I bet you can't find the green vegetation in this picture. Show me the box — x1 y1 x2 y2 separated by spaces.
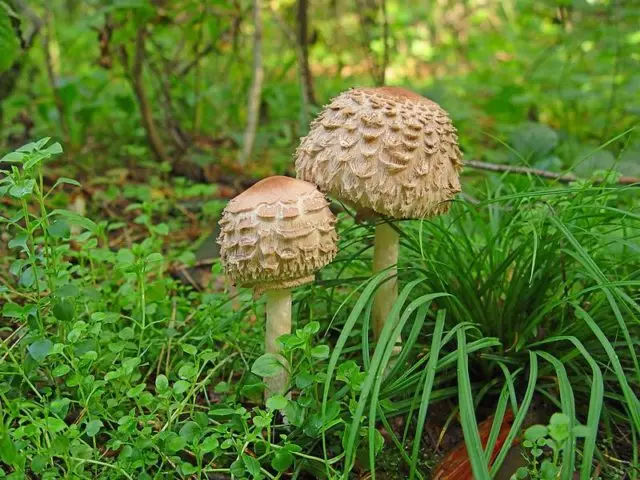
1 0 639 479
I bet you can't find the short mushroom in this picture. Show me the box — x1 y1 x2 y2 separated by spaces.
218 176 338 398
295 86 462 348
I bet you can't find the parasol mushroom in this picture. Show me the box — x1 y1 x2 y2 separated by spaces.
218 176 338 398
295 86 462 349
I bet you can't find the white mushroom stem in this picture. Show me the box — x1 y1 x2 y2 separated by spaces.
265 288 292 398
372 222 400 349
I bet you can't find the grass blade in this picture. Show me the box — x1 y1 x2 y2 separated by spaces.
409 309 447 480
456 327 491 479
490 351 538 476
537 351 576 479
574 305 640 432
530 336 603 480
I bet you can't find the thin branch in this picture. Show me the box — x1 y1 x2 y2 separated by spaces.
463 160 639 186
239 0 264 165
147 37 190 152
42 10 70 145
177 43 215 77
119 28 171 165
268 3 312 128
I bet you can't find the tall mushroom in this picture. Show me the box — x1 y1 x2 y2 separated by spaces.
218 176 338 398
295 86 462 348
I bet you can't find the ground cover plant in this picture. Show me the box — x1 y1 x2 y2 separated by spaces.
1 0 640 479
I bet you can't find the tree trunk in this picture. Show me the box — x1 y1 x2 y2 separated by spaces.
297 0 316 106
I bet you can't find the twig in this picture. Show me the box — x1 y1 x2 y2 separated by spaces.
178 44 215 77
238 0 264 165
463 159 639 186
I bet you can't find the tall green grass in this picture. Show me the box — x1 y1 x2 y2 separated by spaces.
319 178 640 478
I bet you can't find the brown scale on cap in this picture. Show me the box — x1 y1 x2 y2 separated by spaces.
295 87 463 219
218 176 338 292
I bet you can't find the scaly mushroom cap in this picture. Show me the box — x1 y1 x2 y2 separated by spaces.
295 86 463 219
218 176 338 292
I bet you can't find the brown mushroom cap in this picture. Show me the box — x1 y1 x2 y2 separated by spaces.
295 86 463 219
218 176 338 292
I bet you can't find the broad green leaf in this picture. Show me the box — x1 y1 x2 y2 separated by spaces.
85 420 103 437
28 339 53 363
251 353 285 378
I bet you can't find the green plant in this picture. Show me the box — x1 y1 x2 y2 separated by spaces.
513 413 591 480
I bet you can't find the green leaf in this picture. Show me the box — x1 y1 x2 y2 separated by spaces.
51 177 80 190
52 364 71 377
548 413 570 443
310 345 330 359
46 417 67 433
126 383 146 398
85 420 103 437
294 371 315 389
251 353 285 378
8 233 28 251
28 339 53 363
31 454 48 473
242 453 261 477
173 380 190 394
0 151 25 163
266 395 288 411
180 462 197 475
48 220 71 239
0 428 18 465
200 435 219 453
181 344 197 356
303 321 320 335
50 209 97 233
155 374 169 392
0 4 20 73
9 178 35 198
165 433 186 453
178 363 198 380
53 298 75 322
116 248 136 266
524 424 548 442
271 450 294 472
145 253 164 266
118 327 134 340
179 422 201 443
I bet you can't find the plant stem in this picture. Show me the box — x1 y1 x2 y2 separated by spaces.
372 222 399 345
138 268 147 355
264 288 291 398
21 199 44 331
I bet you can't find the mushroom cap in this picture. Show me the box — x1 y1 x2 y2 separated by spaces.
295 86 463 219
218 176 338 292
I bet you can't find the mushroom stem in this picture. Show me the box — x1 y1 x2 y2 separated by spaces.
372 222 400 347
265 288 292 398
